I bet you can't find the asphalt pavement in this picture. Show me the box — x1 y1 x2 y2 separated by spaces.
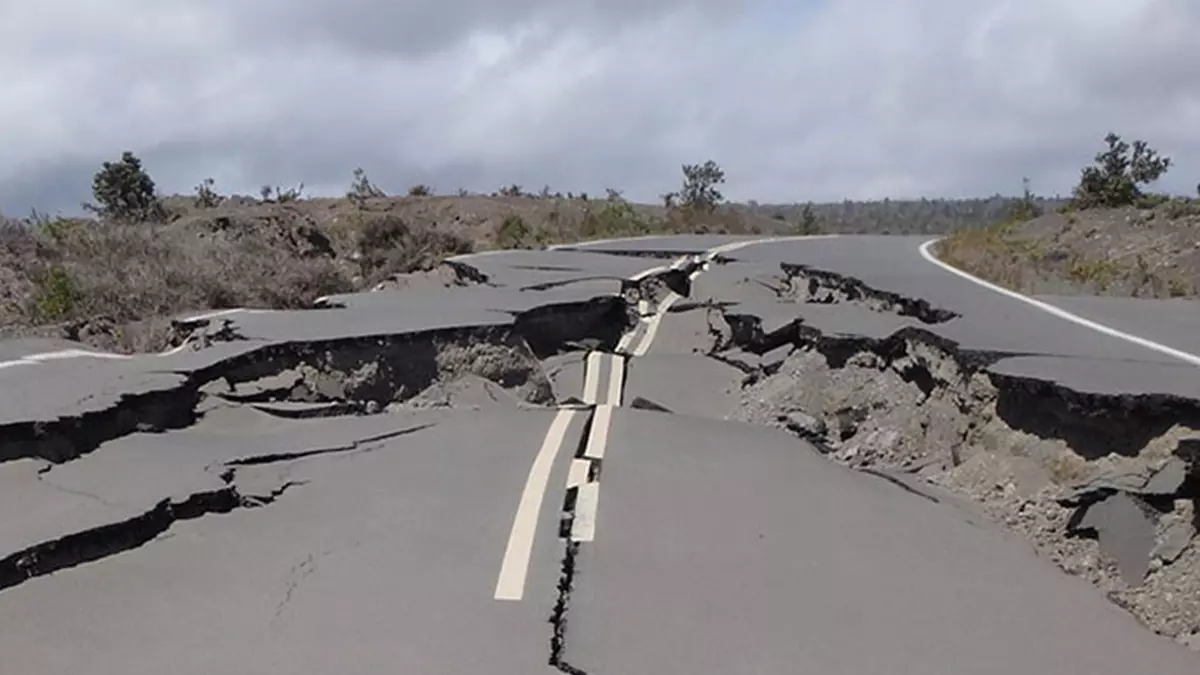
1 234 1198 673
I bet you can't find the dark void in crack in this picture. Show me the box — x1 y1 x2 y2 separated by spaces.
779 262 959 324
224 424 435 467
549 540 586 675
0 479 302 593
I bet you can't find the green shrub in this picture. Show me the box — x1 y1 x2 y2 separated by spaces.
356 214 473 283
260 183 305 203
348 168 386 201
579 192 658 239
663 159 726 213
1161 197 1200 219
1167 277 1193 297
194 177 223 208
1073 133 1171 209
35 266 81 321
85 151 165 222
797 203 821 234
496 215 535 249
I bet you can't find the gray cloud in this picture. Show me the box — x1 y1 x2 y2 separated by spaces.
215 0 749 57
1 0 1197 216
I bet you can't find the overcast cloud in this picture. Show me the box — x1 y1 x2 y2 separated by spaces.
1 0 1197 215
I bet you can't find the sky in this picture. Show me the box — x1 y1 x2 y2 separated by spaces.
1 0 1198 215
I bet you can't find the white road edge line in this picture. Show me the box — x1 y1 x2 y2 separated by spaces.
494 407 582 601
0 307 270 370
547 234 664 251
630 264 672 282
179 307 246 323
0 348 131 370
919 238 1200 368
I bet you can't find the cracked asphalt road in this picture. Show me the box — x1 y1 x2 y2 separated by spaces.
1 235 1199 674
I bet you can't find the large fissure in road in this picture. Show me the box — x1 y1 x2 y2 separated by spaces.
0 468 303 593
0 297 630 467
2 245 1199 656
699 262 1200 647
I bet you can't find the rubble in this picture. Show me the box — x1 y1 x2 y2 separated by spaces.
778 263 959 324
710 283 1200 646
4 239 1200 661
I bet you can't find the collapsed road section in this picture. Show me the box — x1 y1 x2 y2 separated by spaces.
695 236 1200 649
0 234 1199 674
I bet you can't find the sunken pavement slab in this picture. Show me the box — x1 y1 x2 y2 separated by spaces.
2 235 1200 673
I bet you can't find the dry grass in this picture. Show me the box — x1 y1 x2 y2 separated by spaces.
935 219 1046 292
0 194 784 352
935 201 1200 299
0 207 473 352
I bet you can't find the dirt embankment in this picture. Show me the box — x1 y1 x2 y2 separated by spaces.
0 194 783 352
701 264 1200 649
935 200 1200 299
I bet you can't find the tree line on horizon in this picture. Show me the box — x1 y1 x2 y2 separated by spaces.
4 131 1193 237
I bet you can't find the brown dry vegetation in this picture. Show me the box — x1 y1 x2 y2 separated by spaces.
935 199 1200 299
0 192 782 352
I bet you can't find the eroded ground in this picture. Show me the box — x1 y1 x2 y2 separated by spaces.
1 234 1199 674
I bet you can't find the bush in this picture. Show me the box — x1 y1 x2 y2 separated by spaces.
355 214 473 284
34 266 81 321
39 216 87 243
348 168 386 201
1158 197 1200 219
663 160 726 213
496 215 535 249
579 192 659 239
1073 133 1171 209
1007 177 1043 221
797 203 821 234
194 177 223 208
408 184 434 197
260 183 305 203
86 151 165 222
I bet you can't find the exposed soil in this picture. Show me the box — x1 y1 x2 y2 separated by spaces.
3 237 1200 661
935 201 1200 299
698 264 1200 650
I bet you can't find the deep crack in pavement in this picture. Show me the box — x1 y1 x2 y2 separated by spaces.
2 234 1200 672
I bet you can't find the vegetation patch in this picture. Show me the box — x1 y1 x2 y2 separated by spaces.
935 134 1198 299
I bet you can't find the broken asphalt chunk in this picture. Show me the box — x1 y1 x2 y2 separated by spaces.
1060 453 1197 508
1067 492 1159 586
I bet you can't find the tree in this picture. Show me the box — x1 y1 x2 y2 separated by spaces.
194 177 223 208
86 151 163 222
665 160 726 213
1007 177 1042 221
261 183 305 203
408 184 433 197
1073 133 1171 208
348 168 386 202
798 203 820 234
